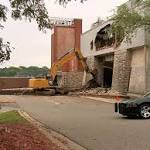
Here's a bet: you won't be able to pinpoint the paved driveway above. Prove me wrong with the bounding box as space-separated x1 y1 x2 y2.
2 95 150 150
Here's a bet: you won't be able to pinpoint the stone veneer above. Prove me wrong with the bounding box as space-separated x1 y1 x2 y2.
57 71 92 90
112 50 131 94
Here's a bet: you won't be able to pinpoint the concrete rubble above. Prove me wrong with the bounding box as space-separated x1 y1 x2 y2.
69 87 130 99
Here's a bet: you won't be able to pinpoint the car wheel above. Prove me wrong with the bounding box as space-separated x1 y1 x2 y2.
139 104 150 119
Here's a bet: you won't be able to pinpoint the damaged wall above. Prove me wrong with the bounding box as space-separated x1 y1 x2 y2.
81 15 150 95
81 20 114 58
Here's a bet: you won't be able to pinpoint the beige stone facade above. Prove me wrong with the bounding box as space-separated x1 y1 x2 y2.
56 71 92 90
81 21 150 95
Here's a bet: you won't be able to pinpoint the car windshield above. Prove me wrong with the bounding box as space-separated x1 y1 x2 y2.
144 92 150 97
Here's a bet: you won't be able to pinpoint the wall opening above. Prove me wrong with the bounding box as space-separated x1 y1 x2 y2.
94 24 115 51
95 55 114 88
103 61 113 88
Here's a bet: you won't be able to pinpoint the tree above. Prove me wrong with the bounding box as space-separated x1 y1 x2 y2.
0 66 49 77
111 0 150 46
0 0 85 63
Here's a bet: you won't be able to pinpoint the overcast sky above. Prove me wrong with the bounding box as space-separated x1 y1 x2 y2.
0 0 127 68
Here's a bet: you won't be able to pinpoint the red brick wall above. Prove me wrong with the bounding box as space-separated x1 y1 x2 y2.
51 19 83 72
0 77 29 89
56 27 75 71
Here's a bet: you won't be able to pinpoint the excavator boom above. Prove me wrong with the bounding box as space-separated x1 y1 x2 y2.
50 48 89 81
50 49 76 81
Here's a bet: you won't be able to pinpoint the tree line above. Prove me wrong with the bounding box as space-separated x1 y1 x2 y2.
0 66 49 77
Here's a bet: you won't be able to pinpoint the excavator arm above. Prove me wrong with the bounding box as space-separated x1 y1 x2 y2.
50 48 90 81
29 48 96 89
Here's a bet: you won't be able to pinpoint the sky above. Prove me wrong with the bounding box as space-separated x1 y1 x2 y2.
0 0 127 68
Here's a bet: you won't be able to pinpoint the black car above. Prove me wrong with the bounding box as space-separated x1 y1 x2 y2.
115 92 150 119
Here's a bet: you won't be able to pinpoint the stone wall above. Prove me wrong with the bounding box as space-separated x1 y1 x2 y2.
112 50 131 94
57 72 85 90
0 77 29 89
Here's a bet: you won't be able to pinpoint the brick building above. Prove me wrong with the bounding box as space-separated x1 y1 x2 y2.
51 18 85 89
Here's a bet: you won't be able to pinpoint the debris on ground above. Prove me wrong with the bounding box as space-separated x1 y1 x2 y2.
79 88 120 95
68 87 129 99
83 79 100 89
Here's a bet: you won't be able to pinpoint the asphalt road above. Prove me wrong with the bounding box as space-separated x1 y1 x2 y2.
2 95 150 150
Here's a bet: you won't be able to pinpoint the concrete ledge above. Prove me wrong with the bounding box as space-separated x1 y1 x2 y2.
81 96 116 103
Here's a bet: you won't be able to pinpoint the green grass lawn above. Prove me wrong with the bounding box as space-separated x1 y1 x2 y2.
0 111 27 123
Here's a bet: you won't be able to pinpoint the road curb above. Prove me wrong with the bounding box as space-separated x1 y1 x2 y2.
80 96 116 104
18 110 87 150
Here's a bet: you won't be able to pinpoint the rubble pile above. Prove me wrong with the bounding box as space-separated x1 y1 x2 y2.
80 88 120 95
69 87 124 98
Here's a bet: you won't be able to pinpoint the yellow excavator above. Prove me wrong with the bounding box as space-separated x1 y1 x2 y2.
29 48 97 93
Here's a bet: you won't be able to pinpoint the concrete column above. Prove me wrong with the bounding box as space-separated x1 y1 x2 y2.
112 50 131 94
